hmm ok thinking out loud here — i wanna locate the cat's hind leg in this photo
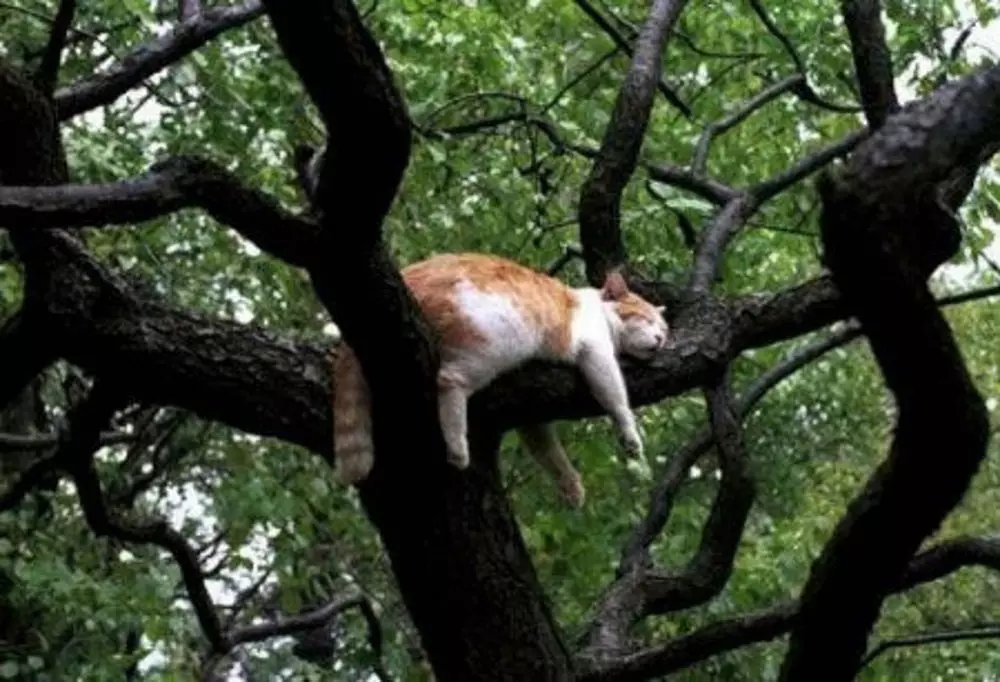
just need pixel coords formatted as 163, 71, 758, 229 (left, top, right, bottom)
517, 423, 585, 508
437, 366, 472, 469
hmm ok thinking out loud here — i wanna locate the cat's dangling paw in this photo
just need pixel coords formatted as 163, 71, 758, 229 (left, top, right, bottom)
559, 474, 586, 509
446, 441, 471, 470
620, 427, 644, 460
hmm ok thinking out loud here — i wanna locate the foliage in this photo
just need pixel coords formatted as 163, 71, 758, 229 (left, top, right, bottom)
0, 0, 999, 680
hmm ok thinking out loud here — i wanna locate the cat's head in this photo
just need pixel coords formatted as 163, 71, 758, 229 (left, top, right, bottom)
600, 270, 669, 359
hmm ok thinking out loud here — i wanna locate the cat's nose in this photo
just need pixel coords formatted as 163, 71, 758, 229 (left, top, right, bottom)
654, 331, 666, 347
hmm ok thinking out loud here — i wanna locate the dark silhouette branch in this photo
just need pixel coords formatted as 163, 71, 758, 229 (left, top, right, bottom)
841, 0, 900, 128
36, 0, 77, 97
686, 195, 758, 296
0, 155, 321, 268
692, 74, 804, 175
54, 0, 265, 120
583, 370, 755, 658
572, 0, 690, 118
776, 65, 1000, 682
578, 0, 691, 283
753, 129, 868, 203
0, 310, 55, 409
859, 623, 1000, 671
0, 429, 135, 451
580, 535, 1000, 681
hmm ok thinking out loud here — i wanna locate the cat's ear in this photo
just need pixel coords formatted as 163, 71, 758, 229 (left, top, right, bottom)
656, 306, 666, 314
600, 269, 628, 301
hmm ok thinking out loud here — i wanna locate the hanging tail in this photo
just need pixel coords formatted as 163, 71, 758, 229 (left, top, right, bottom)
332, 343, 375, 485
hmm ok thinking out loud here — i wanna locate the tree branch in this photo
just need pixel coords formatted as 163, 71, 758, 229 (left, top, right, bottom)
0, 155, 322, 268
54, 1, 265, 120
841, 0, 899, 129
859, 623, 1000, 671
686, 195, 758, 296
692, 75, 804, 175
577, 0, 691, 284
572, 0, 690, 118
776, 67, 998, 682
580, 535, 1000, 681
0, 310, 55, 409
36, 0, 77, 97
753, 129, 868, 203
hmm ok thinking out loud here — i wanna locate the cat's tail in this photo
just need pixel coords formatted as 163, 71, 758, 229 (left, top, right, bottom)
332, 343, 375, 485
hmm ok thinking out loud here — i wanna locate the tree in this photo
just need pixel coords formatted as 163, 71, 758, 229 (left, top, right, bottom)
1, 0, 999, 680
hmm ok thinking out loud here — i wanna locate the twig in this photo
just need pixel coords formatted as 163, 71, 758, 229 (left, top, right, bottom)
859, 624, 1000, 671
753, 129, 867, 203
546, 245, 583, 276
692, 75, 804, 175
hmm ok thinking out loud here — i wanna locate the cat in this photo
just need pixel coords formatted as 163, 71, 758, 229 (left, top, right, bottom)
331, 252, 669, 507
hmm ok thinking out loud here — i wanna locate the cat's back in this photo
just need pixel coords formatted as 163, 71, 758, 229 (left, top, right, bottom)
402, 253, 578, 358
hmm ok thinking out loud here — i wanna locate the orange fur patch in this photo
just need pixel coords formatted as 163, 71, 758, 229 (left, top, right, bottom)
402, 253, 578, 356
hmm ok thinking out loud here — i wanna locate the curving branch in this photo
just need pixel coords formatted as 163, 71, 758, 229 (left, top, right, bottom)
692, 74, 804, 175
36, 0, 77, 97
582, 370, 755, 659
0, 155, 322, 268
841, 0, 900, 128
54, 0, 265, 120
776, 66, 1000, 682
577, 0, 691, 284
686, 195, 758, 296
753, 129, 868, 203
579, 535, 1000, 682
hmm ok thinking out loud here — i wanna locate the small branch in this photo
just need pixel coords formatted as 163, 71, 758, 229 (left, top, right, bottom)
36, 0, 77, 97
747, 0, 858, 114
841, 0, 900, 129
692, 75, 804, 175
228, 591, 370, 646
578, 0, 692, 283
542, 47, 621, 113
54, 1, 265, 120
753, 129, 868, 203
859, 623, 1000, 671
0, 156, 321, 268
573, 0, 690, 118
546, 244, 583, 276
646, 161, 740, 205
686, 194, 758, 296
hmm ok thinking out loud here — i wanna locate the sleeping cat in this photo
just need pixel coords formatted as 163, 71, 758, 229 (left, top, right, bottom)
331, 252, 669, 507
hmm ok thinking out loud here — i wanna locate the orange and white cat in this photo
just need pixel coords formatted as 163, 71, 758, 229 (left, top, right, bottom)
331, 253, 669, 507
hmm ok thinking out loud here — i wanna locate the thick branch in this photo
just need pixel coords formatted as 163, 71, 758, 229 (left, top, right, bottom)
54, 1, 264, 120
0, 310, 55, 409
36, 0, 77, 97
0, 156, 322, 268
577, 0, 690, 284
777, 72, 996, 682
841, 0, 899, 128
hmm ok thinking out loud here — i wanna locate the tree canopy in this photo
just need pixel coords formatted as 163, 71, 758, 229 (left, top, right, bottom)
1, 0, 1000, 680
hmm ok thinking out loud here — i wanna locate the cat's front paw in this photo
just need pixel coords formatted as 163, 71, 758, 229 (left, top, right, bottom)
621, 428, 644, 459
559, 474, 586, 509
